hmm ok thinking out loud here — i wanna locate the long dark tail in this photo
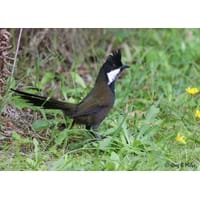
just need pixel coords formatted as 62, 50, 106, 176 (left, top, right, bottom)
11, 89, 76, 115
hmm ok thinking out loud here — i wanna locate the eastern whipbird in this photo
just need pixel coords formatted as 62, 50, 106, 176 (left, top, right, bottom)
11, 49, 129, 139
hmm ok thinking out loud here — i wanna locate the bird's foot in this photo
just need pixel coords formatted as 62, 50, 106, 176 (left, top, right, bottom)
89, 130, 107, 141
58, 123, 66, 131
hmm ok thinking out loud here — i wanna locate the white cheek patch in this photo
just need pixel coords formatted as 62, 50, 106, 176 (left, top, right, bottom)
107, 68, 121, 85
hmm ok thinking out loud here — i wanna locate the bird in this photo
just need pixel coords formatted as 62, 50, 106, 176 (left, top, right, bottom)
11, 49, 129, 139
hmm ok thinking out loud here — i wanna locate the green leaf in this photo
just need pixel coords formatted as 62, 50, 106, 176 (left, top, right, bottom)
123, 43, 132, 62
33, 138, 39, 162
26, 158, 37, 168
39, 72, 55, 89
12, 132, 22, 141
12, 96, 29, 108
55, 130, 68, 145
32, 119, 50, 131
71, 72, 86, 88
145, 105, 160, 123
110, 151, 120, 161
98, 137, 112, 150
121, 122, 130, 145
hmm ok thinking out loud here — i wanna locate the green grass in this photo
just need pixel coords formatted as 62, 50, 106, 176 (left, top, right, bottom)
1, 29, 200, 170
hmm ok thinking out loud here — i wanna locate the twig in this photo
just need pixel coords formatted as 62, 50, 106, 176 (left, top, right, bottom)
11, 28, 23, 77
105, 36, 115, 57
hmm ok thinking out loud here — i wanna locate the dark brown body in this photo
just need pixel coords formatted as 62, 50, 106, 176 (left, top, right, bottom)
70, 78, 115, 129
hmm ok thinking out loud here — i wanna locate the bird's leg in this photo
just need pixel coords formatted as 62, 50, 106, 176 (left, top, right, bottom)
58, 114, 69, 130
86, 125, 103, 140
86, 125, 96, 138
70, 120, 75, 129
58, 119, 74, 131
58, 123, 66, 131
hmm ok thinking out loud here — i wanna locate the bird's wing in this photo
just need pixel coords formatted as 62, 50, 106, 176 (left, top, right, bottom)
72, 101, 108, 117
72, 84, 113, 118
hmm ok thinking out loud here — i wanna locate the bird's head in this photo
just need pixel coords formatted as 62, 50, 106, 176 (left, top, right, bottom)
101, 49, 129, 85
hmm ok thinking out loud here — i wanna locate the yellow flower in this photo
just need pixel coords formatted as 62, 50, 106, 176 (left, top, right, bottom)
195, 110, 200, 119
175, 133, 187, 144
186, 87, 199, 95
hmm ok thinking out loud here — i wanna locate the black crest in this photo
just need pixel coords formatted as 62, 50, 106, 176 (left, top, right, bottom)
106, 49, 122, 68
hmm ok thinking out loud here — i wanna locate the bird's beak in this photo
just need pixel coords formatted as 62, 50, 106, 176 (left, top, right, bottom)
121, 64, 129, 70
